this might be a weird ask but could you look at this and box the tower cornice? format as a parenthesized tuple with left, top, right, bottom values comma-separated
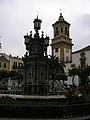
(52, 20, 70, 27)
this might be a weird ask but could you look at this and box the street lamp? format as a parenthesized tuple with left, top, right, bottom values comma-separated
(33, 15, 42, 31)
(44, 35, 49, 56)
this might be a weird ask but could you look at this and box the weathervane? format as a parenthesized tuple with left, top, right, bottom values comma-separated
(60, 8, 62, 16)
(60, 8, 62, 12)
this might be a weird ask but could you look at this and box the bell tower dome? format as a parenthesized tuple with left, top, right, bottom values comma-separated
(51, 12, 73, 63)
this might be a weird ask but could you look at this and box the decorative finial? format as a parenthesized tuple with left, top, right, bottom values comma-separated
(58, 8, 64, 21)
(30, 31, 32, 37)
(37, 15, 38, 19)
(60, 8, 62, 12)
(60, 8, 62, 16)
(41, 31, 44, 38)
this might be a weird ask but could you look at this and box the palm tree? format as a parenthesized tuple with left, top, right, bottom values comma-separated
(48, 55, 66, 81)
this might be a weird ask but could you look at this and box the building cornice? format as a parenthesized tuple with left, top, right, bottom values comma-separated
(72, 45, 90, 54)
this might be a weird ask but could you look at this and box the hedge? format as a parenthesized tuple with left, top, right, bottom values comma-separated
(0, 97, 90, 118)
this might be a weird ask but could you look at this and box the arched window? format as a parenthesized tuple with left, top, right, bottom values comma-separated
(0, 62, 1, 67)
(61, 27, 63, 33)
(4, 63, 6, 68)
(65, 27, 69, 36)
(56, 27, 59, 34)
(65, 27, 67, 33)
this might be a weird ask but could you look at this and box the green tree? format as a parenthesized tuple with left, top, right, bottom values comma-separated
(77, 66, 90, 96)
(78, 66, 90, 85)
(68, 64, 79, 84)
(9, 70, 23, 81)
(0, 70, 9, 80)
(55, 72, 67, 84)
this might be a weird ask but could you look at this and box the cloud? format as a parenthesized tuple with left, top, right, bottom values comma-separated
(72, 14, 90, 51)
(0, 0, 90, 56)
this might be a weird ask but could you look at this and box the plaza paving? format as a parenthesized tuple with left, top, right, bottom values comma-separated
(63, 115, 90, 120)
(0, 93, 66, 99)
(0, 116, 90, 120)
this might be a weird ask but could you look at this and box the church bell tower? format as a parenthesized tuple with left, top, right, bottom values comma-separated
(51, 13, 73, 63)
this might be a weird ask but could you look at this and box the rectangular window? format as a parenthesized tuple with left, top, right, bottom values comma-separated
(66, 48, 69, 52)
(4, 63, 6, 68)
(65, 27, 67, 33)
(55, 48, 58, 52)
(0, 62, 1, 67)
(66, 56, 69, 62)
(14, 62, 17, 66)
(18, 62, 23, 69)
(13, 62, 17, 69)
(61, 27, 63, 33)
(56, 27, 59, 34)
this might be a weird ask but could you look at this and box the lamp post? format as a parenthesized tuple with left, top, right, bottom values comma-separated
(33, 16, 42, 31)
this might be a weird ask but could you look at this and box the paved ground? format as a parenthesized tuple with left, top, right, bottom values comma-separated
(0, 116, 90, 120)
(63, 115, 90, 120)
(0, 93, 66, 99)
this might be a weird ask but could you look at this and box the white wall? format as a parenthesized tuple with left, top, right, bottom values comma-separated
(86, 51, 90, 66)
(72, 50, 90, 67)
(64, 48, 70, 62)
(65, 63, 71, 73)
(72, 52, 80, 67)
(54, 48, 60, 58)
(65, 76, 79, 86)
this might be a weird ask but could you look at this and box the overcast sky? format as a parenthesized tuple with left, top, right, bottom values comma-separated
(0, 0, 90, 57)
